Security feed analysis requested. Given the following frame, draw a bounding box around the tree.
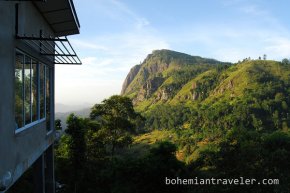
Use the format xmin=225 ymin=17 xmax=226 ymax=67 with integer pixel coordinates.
xmin=263 ymin=54 xmax=267 ymax=60
xmin=282 ymin=58 xmax=289 ymax=65
xmin=90 ymin=95 xmax=142 ymax=156
xmin=55 ymin=119 xmax=62 ymax=130
xmin=65 ymin=114 xmax=87 ymax=193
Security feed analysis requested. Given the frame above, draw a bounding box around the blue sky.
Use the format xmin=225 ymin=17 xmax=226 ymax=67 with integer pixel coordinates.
xmin=55 ymin=0 xmax=290 ymax=108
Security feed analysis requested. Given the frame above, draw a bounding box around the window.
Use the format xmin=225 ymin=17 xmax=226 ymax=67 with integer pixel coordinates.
xmin=15 ymin=53 xmax=24 ymax=128
xmin=15 ymin=50 xmax=51 ymax=131
xmin=32 ymin=59 xmax=38 ymax=122
xmin=24 ymin=56 xmax=31 ymax=125
xmin=39 ymin=64 xmax=45 ymax=119
xmin=46 ymin=66 xmax=51 ymax=131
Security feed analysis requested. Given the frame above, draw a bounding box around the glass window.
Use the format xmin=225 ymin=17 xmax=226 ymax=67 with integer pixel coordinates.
xmin=15 ymin=52 xmax=24 ymax=129
xmin=32 ymin=59 xmax=38 ymax=122
xmin=24 ymin=56 xmax=32 ymax=125
xmin=46 ymin=66 xmax=51 ymax=131
xmin=15 ymin=50 xmax=52 ymax=131
xmin=39 ymin=63 xmax=45 ymax=119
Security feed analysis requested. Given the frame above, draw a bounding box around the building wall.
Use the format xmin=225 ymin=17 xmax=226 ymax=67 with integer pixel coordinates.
xmin=0 ymin=2 xmax=55 ymax=191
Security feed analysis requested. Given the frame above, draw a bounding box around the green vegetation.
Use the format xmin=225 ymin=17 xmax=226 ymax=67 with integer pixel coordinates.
xmin=121 ymin=49 xmax=230 ymax=109
xmin=54 ymin=50 xmax=290 ymax=193
xmin=55 ymin=96 xmax=185 ymax=193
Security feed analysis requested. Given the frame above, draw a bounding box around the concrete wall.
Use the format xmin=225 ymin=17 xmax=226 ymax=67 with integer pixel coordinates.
xmin=0 ymin=2 xmax=55 ymax=192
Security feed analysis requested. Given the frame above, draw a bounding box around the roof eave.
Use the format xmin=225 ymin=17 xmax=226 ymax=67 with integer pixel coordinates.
xmin=34 ymin=0 xmax=80 ymax=37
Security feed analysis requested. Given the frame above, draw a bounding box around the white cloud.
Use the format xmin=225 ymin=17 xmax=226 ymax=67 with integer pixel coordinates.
xmin=240 ymin=5 xmax=267 ymax=16
xmin=89 ymin=0 xmax=151 ymax=30
xmin=136 ymin=18 xmax=150 ymax=30
xmin=264 ymin=37 xmax=290 ymax=59
xmin=110 ymin=0 xmax=152 ymax=30
xmin=70 ymin=39 xmax=108 ymax=50
xmin=82 ymin=57 xmax=114 ymax=67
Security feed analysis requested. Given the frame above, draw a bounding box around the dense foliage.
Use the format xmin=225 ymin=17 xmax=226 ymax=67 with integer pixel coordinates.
xmin=55 ymin=58 xmax=290 ymax=193
xmin=54 ymin=87 xmax=290 ymax=193
xmin=123 ymin=58 xmax=290 ymax=193
xmin=55 ymin=96 xmax=184 ymax=193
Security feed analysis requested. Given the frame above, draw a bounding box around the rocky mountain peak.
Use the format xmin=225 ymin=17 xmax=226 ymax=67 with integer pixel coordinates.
xmin=121 ymin=49 xmax=228 ymax=106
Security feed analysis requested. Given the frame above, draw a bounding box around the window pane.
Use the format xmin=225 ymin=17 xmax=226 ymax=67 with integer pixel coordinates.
xmin=32 ymin=60 xmax=38 ymax=122
xmin=39 ymin=63 xmax=45 ymax=119
xmin=15 ymin=51 xmax=52 ymax=130
xmin=46 ymin=66 xmax=51 ymax=131
xmin=24 ymin=56 xmax=32 ymax=125
xmin=15 ymin=52 xmax=24 ymax=129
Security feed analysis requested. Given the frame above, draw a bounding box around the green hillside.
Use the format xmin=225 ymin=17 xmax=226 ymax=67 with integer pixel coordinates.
xmin=123 ymin=50 xmax=290 ymax=163
xmin=123 ymin=51 xmax=290 ymax=113
xmin=122 ymin=49 xmax=230 ymax=111
xmin=51 ymin=50 xmax=290 ymax=193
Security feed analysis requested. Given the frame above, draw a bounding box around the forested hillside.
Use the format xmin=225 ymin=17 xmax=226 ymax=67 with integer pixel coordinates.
xmin=122 ymin=50 xmax=290 ymax=192
xmin=51 ymin=50 xmax=290 ymax=193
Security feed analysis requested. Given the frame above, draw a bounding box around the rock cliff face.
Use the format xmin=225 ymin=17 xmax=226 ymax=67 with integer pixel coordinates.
xmin=191 ymin=82 xmax=200 ymax=100
xmin=134 ymin=77 xmax=164 ymax=103
xmin=121 ymin=49 xmax=227 ymax=107
xmin=121 ymin=64 xmax=141 ymax=95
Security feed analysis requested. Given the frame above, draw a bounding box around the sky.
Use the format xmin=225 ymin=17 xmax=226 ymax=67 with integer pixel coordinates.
xmin=55 ymin=0 xmax=290 ymax=109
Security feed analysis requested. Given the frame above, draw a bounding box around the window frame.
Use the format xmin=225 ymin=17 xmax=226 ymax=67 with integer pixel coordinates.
xmin=15 ymin=49 xmax=51 ymax=134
